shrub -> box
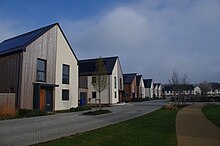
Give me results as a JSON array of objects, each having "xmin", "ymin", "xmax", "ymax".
[
  {"xmin": 144, "ymin": 97, "xmax": 150, "ymax": 101},
  {"xmin": 131, "ymin": 98, "xmax": 145, "ymax": 102},
  {"xmin": 83, "ymin": 109, "xmax": 111, "ymax": 115},
  {"xmin": 165, "ymin": 103, "xmax": 175, "ymax": 110},
  {"xmin": 18, "ymin": 109, "xmax": 47, "ymax": 117},
  {"xmin": 70, "ymin": 106, "xmax": 92, "ymax": 112},
  {"xmin": 18, "ymin": 109, "xmax": 33, "ymax": 117}
]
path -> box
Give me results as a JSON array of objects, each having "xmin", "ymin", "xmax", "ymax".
[
  {"xmin": 176, "ymin": 104, "xmax": 220, "ymax": 146},
  {"xmin": 0, "ymin": 99, "xmax": 167, "ymax": 146}
]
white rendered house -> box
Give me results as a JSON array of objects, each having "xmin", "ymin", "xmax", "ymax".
[
  {"xmin": 136, "ymin": 75, "xmax": 145, "ymax": 98},
  {"xmin": 194, "ymin": 86, "xmax": 201, "ymax": 95},
  {"xmin": 143, "ymin": 79, "xmax": 154, "ymax": 99},
  {"xmin": 78, "ymin": 56, "xmax": 124, "ymax": 105}
]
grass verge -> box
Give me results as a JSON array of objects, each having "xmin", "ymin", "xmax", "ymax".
[
  {"xmin": 202, "ymin": 104, "xmax": 220, "ymax": 128},
  {"xmin": 35, "ymin": 107, "xmax": 179, "ymax": 146}
]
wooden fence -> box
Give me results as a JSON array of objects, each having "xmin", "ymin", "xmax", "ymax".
[{"xmin": 0, "ymin": 93, "xmax": 16, "ymax": 116}]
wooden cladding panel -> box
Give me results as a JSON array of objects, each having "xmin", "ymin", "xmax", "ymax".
[
  {"xmin": 0, "ymin": 54, "xmax": 20, "ymax": 93},
  {"xmin": 20, "ymin": 26, "xmax": 57, "ymax": 109},
  {"xmin": 0, "ymin": 93, "xmax": 16, "ymax": 116}
]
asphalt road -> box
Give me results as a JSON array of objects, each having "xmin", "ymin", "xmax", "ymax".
[{"xmin": 0, "ymin": 99, "xmax": 168, "ymax": 146}]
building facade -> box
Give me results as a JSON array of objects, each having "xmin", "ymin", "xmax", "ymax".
[{"xmin": 0, "ymin": 23, "xmax": 78, "ymax": 111}]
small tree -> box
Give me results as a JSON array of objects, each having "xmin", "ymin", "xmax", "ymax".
[{"xmin": 92, "ymin": 57, "xmax": 108, "ymax": 110}]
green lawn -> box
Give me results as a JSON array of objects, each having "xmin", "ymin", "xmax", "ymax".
[
  {"xmin": 202, "ymin": 104, "xmax": 220, "ymax": 128},
  {"xmin": 36, "ymin": 107, "xmax": 179, "ymax": 146}
]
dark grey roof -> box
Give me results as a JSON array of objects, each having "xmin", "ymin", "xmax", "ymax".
[
  {"xmin": 163, "ymin": 84, "xmax": 194, "ymax": 91},
  {"xmin": 123, "ymin": 73, "xmax": 137, "ymax": 84},
  {"xmin": 209, "ymin": 82, "xmax": 220, "ymax": 90},
  {"xmin": 143, "ymin": 79, "xmax": 153, "ymax": 88},
  {"xmin": 136, "ymin": 75, "xmax": 142, "ymax": 86},
  {"xmin": 163, "ymin": 84, "xmax": 173, "ymax": 91},
  {"xmin": 0, "ymin": 23, "xmax": 57, "ymax": 56},
  {"xmin": 183, "ymin": 84, "xmax": 194, "ymax": 90},
  {"xmin": 79, "ymin": 56, "xmax": 118, "ymax": 76},
  {"xmin": 154, "ymin": 83, "xmax": 161, "ymax": 88}
]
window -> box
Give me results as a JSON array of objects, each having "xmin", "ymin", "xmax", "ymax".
[
  {"xmin": 9, "ymin": 87, "xmax": 14, "ymax": 93},
  {"xmin": 62, "ymin": 89, "xmax": 69, "ymax": 100},
  {"xmin": 62, "ymin": 64, "xmax": 69, "ymax": 84},
  {"xmin": 114, "ymin": 76, "xmax": 117, "ymax": 89},
  {"xmin": 115, "ymin": 91, "xmax": 117, "ymax": 98},
  {"xmin": 92, "ymin": 92, "xmax": 96, "ymax": 99},
  {"xmin": 132, "ymin": 93, "xmax": 135, "ymax": 98},
  {"xmin": 92, "ymin": 77, "xmax": 96, "ymax": 84},
  {"xmin": 37, "ymin": 59, "xmax": 46, "ymax": 82},
  {"xmin": 120, "ymin": 78, "xmax": 122, "ymax": 89}
]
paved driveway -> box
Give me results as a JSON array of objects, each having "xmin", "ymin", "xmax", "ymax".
[{"xmin": 0, "ymin": 99, "xmax": 168, "ymax": 146}]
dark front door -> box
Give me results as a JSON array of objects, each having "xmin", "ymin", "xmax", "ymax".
[
  {"xmin": 132, "ymin": 93, "xmax": 135, "ymax": 98},
  {"xmin": 80, "ymin": 92, "xmax": 87, "ymax": 106},
  {"xmin": 45, "ymin": 89, "xmax": 53, "ymax": 112}
]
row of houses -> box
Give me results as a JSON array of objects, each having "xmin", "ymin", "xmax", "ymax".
[
  {"xmin": 163, "ymin": 82, "xmax": 220, "ymax": 97},
  {"xmin": 0, "ymin": 23, "xmax": 163, "ymax": 112}
]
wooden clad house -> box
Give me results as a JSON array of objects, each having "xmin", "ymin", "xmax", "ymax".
[
  {"xmin": 136, "ymin": 75, "xmax": 145, "ymax": 98},
  {"xmin": 123, "ymin": 73, "xmax": 137, "ymax": 102},
  {"xmin": 143, "ymin": 79, "xmax": 154, "ymax": 99},
  {"xmin": 78, "ymin": 56, "xmax": 124, "ymax": 105},
  {"xmin": 0, "ymin": 23, "xmax": 78, "ymax": 112}
]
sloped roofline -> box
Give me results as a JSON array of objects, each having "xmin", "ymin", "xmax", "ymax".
[
  {"xmin": 0, "ymin": 23, "xmax": 78, "ymax": 61},
  {"xmin": 0, "ymin": 23, "xmax": 57, "ymax": 56},
  {"xmin": 79, "ymin": 56, "xmax": 118, "ymax": 63},
  {"xmin": 56, "ymin": 23, "xmax": 78, "ymax": 61},
  {"xmin": 136, "ymin": 75, "xmax": 143, "ymax": 86},
  {"xmin": 143, "ymin": 79, "xmax": 153, "ymax": 88},
  {"xmin": 123, "ymin": 73, "xmax": 137, "ymax": 84},
  {"xmin": 79, "ymin": 56, "xmax": 118, "ymax": 76}
]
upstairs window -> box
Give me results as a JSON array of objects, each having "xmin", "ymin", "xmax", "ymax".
[
  {"xmin": 114, "ymin": 76, "xmax": 117, "ymax": 89},
  {"xmin": 120, "ymin": 78, "xmax": 122, "ymax": 89},
  {"xmin": 62, "ymin": 64, "xmax": 69, "ymax": 84},
  {"xmin": 37, "ymin": 59, "xmax": 46, "ymax": 82},
  {"xmin": 92, "ymin": 77, "xmax": 96, "ymax": 84}
]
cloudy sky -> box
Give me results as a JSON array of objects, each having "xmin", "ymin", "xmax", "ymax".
[{"xmin": 0, "ymin": 0, "xmax": 219, "ymax": 83}]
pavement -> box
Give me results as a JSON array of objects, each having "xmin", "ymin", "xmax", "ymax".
[
  {"xmin": 176, "ymin": 104, "xmax": 220, "ymax": 146},
  {"xmin": 0, "ymin": 99, "xmax": 168, "ymax": 146}
]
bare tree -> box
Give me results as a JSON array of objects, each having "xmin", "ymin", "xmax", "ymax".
[
  {"xmin": 199, "ymin": 81, "xmax": 211, "ymax": 96},
  {"xmin": 92, "ymin": 57, "xmax": 108, "ymax": 110},
  {"xmin": 181, "ymin": 74, "xmax": 190, "ymax": 104},
  {"xmin": 169, "ymin": 70, "xmax": 180, "ymax": 107}
]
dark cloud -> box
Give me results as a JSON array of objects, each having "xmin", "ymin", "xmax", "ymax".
[
  {"xmin": 0, "ymin": 0, "xmax": 219, "ymax": 83},
  {"xmin": 61, "ymin": 0, "xmax": 220, "ymax": 83}
]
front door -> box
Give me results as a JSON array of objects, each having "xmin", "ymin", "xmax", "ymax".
[
  {"xmin": 39, "ymin": 88, "xmax": 53, "ymax": 112},
  {"xmin": 45, "ymin": 89, "xmax": 53, "ymax": 112},
  {"xmin": 40, "ymin": 88, "xmax": 46, "ymax": 111},
  {"xmin": 80, "ymin": 92, "xmax": 87, "ymax": 106},
  {"xmin": 119, "ymin": 91, "xmax": 123, "ymax": 103}
]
